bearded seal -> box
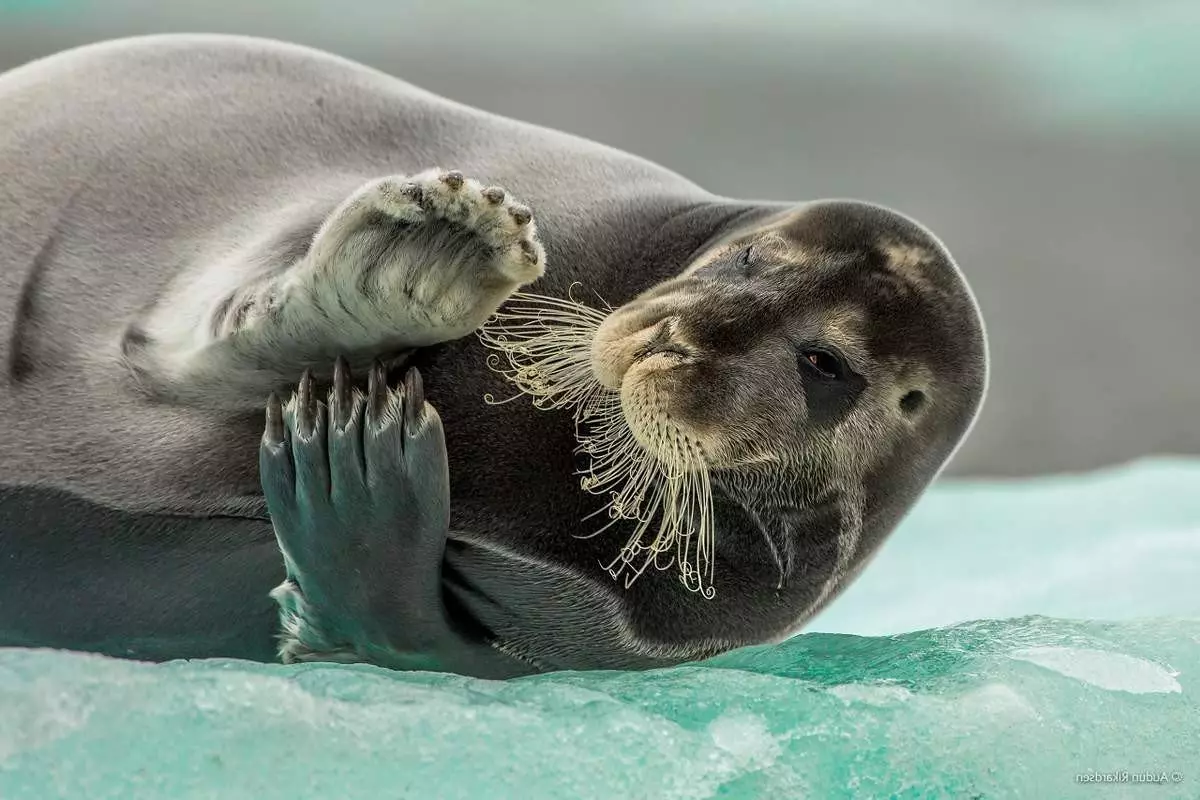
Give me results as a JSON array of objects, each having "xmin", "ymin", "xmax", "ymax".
[{"xmin": 0, "ymin": 34, "xmax": 987, "ymax": 677}]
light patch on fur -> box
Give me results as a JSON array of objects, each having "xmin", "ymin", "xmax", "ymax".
[
  {"xmin": 816, "ymin": 305, "xmax": 871, "ymax": 369},
  {"xmin": 880, "ymin": 239, "xmax": 937, "ymax": 291},
  {"xmin": 742, "ymin": 230, "xmax": 795, "ymax": 264},
  {"xmin": 477, "ymin": 288, "xmax": 720, "ymax": 599},
  {"xmin": 754, "ymin": 230, "xmax": 814, "ymax": 276}
]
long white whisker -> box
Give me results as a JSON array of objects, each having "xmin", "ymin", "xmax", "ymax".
[{"xmin": 477, "ymin": 290, "xmax": 720, "ymax": 597}]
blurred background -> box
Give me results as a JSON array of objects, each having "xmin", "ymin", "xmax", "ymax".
[{"xmin": 2, "ymin": 0, "xmax": 1198, "ymax": 478}]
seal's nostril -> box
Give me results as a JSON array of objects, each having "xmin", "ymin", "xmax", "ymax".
[
  {"xmin": 639, "ymin": 319, "xmax": 692, "ymax": 359},
  {"xmin": 645, "ymin": 341, "xmax": 692, "ymax": 358}
]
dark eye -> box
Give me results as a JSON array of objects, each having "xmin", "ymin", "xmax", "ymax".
[
  {"xmin": 737, "ymin": 245, "xmax": 754, "ymax": 269},
  {"xmin": 799, "ymin": 348, "xmax": 844, "ymax": 380}
]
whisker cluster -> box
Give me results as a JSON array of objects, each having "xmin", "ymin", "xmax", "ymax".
[{"xmin": 477, "ymin": 286, "xmax": 718, "ymax": 598}]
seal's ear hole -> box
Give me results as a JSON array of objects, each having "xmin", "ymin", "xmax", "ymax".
[{"xmin": 899, "ymin": 390, "xmax": 927, "ymax": 417}]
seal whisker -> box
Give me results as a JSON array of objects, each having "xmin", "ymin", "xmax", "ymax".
[{"xmin": 479, "ymin": 291, "xmax": 721, "ymax": 596}]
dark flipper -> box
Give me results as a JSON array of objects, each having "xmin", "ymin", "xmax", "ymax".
[{"xmin": 258, "ymin": 358, "xmax": 532, "ymax": 678}]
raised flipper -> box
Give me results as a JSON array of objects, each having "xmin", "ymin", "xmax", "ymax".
[
  {"xmin": 258, "ymin": 358, "xmax": 533, "ymax": 678},
  {"xmin": 128, "ymin": 169, "xmax": 546, "ymax": 410}
]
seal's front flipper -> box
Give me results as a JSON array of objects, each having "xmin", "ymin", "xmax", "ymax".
[
  {"xmin": 131, "ymin": 170, "xmax": 546, "ymax": 410},
  {"xmin": 258, "ymin": 358, "xmax": 531, "ymax": 677}
]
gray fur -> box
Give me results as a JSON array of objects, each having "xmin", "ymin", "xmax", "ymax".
[{"xmin": 0, "ymin": 34, "xmax": 986, "ymax": 672}]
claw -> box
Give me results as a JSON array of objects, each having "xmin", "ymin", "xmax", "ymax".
[
  {"xmin": 509, "ymin": 204, "xmax": 532, "ymax": 226},
  {"xmin": 519, "ymin": 239, "xmax": 540, "ymax": 264},
  {"xmin": 398, "ymin": 182, "xmax": 424, "ymax": 205},
  {"xmin": 481, "ymin": 186, "xmax": 505, "ymax": 205},
  {"xmin": 264, "ymin": 393, "xmax": 285, "ymax": 445},
  {"xmin": 332, "ymin": 356, "xmax": 352, "ymax": 430},
  {"xmin": 403, "ymin": 367, "xmax": 424, "ymax": 429},
  {"xmin": 441, "ymin": 170, "xmax": 465, "ymax": 191},
  {"xmin": 297, "ymin": 369, "xmax": 315, "ymax": 438},
  {"xmin": 367, "ymin": 359, "xmax": 389, "ymax": 426}
]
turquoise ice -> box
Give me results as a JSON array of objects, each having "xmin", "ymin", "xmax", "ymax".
[
  {"xmin": 810, "ymin": 457, "xmax": 1200, "ymax": 634},
  {"xmin": 2, "ymin": 458, "xmax": 1197, "ymax": 799}
]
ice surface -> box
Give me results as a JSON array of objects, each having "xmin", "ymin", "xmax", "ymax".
[
  {"xmin": 0, "ymin": 617, "xmax": 1195, "ymax": 799},
  {"xmin": 1, "ymin": 458, "xmax": 1197, "ymax": 799},
  {"xmin": 809, "ymin": 457, "xmax": 1200, "ymax": 635}
]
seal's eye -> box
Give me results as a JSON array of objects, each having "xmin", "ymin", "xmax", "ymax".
[
  {"xmin": 736, "ymin": 245, "xmax": 756, "ymax": 273},
  {"xmin": 799, "ymin": 348, "xmax": 844, "ymax": 380}
]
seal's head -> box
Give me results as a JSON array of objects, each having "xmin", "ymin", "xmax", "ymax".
[{"xmin": 480, "ymin": 200, "xmax": 986, "ymax": 610}]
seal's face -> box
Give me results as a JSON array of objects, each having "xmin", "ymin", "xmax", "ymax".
[
  {"xmin": 479, "ymin": 200, "xmax": 986, "ymax": 604},
  {"xmin": 592, "ymin": 202, "xmax": 974, "ymax": 481}
]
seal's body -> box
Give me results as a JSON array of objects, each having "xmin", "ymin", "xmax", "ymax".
[{"xmin": 0, "ymin": 35, "xmax": 986, "ymax": 676}]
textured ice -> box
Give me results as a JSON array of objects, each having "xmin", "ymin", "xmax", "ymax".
[
  {"xmin": 1, "ymin": 618, "xmax": 1195, "ymax": 799},
  {"xmin": 1, "ymin": 458, "xmax": 1198, "ymax": 799}
]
